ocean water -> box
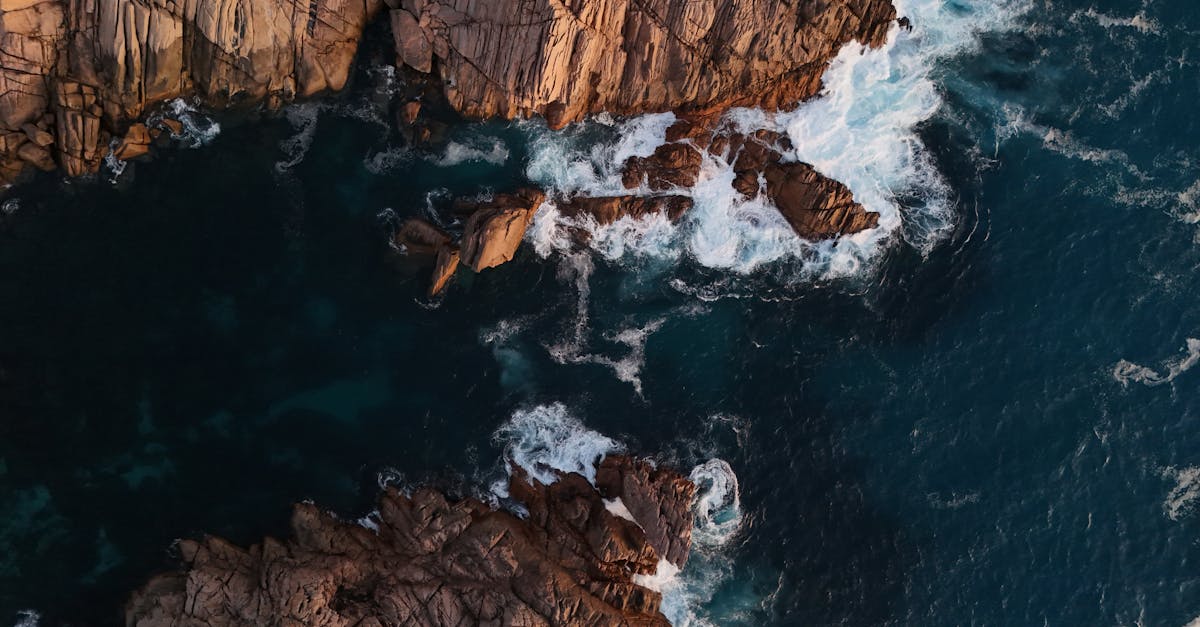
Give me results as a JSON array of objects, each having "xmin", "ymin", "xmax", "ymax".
[{"xmin": 3, "ymin": 0, "xmax": 1200, "ymax": 624}]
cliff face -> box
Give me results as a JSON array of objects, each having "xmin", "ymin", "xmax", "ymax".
[
  {"xmin": 0, "ymin": 0, "xmax": 383, "ymax": 183},
  {"xmin": 0, "ymin": 0, "xmax": 896, "ymax": 186},
  {"xmin": 388, "ymin": 0, "xmax": 896, "ymax": 128},
  {"xmin": 125, "ymin": 455, "xmax": 696, "ymax": 627}
]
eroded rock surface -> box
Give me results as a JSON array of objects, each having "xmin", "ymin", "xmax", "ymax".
[
  {"xmin": 460, "ymin": 188, "xmax": 545, "ymax": 272},
  {"xmin": 387, "ymin": 0, "xmax": 896, "ymax": 129},
  {"xmin": 125, "ymin": 455, "xmax": 696, "ymax": 627},
  {"xmin": 0, "ymin": 0, "xmax": 383, "ymax": 185}
]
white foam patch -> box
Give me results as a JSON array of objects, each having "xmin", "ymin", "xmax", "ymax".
[
  {"xmin": 157, "ymin": 99, "xmax": 221, "ymax": 148},
  {"xmin": 1069, "ymin": 8, "xmax": 1161, "ymax": 35},
  {"xmin": 431, "ymin": 139, "xmax": 510, "ymax": 167},
  {"xmin": 276, "ymin": 102, "xmax": 322, "ymax": 172},
  {"xmin": 604, "ymin": 498, "xmax": 639, "ymax": 525},
  {"xmin": 525, "ymin": 0, "xmax": 1029, "ymax": 279},
  {"xmin": 1163, "ymin": 466, "xmax": 1200, "ymax": 521},
  {"xmin": 491, "ymin": 403, "xmax": 622, "ymax": 490},
  {"xmin": 541, "ymin": 253, "xmax": 667, "ymax": 395},
  {"xmin": 1113, "ymin": 338, "xmax": 1200, "ymax": 387},
  {"xmin": 13, "ymin": 610, "xmax": 40, "ymax": 627}
]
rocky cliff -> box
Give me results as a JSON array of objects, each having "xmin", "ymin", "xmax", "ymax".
[
  {"xmin": 387, "ymin": 0, "xmax": 895, "ymax": 128},
  {"xmin": 0, "ymin": 0, "xmax": 383, "ymax": 184},
  {"xmin": 0, "ymin": 0, "xmax": 898, "ymax": 292},
  {"xmin": 124, "ymin": 455, "xmax": 696, "ymax": 627}
]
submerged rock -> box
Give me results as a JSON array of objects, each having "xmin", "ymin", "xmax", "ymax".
[{"xmin": 125, "ymin": 455, "xmax": 695, "ymax": 627}]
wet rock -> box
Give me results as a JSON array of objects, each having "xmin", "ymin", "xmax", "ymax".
[
  {"xmin": 125, "ymin": 455, "xmax": 694, "ymax": 627},
  {"xmin": 763, "ymin": 162, "xmax": 880, "ymax": 239},
  {"xmin": 558, "ymin": 195, "xmax": 693, "ymax": 225},
  {"xmin": 460, "ymin": 189, "xmax": 545, "ymax": 271},
  {"xmin": 428, "ymin": 244, "xmax": 460, "ymax": 296},
  {"xmin": 394, "ymin": 216, "xmax": 451, "ymax": 254},
  {"xmin": 113, "ymin": 123, "xmax": 153, "ymax": 161},
  {"xmin": 622, "ymin": 143, "xmax": 704, "ymax": 190},
  {"xmin": 399, "ymin": 100, "xmax": 421, "ymax": 125},
  {"xmin": 158, "ymin": 118, "xmax": 183, "ymax": 137}
]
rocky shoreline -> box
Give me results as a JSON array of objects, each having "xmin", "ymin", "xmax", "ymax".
[
  {"xmin": 125, "ymin": 455, "xmax": 696, "ymax": 626},
  {"xmin": 1, "ymin": 0, "xmax": 898, "ymax": 294}
]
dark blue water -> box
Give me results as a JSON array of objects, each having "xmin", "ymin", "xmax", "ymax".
[{"xmin": 3, "ymin": 0, "xmax": 1200, "ymax": 625}]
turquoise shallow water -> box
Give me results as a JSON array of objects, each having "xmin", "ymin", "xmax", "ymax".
[{"xmin": 3, "ymin": 0, "xmax": 1200, "ymax": 625}]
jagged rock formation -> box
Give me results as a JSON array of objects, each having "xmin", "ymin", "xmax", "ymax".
[
  {"xmin": 557, "ymin": 195, "xmax": 693, "ymax": 226},
  {"xmin": 125, "ymin": 455, "xmax": 696, "ymax": 627},
  {"xmin": 0, "ymin": 0, "xmax": 383, "ymax": 185},
  {"xmin": 459, "ymin": 188, "xmax": 545, "ymax": 272},
  {"xmin": 386, "ymin": 0, "xmax": 895, "ymax": 129},
  {"xmin": 560, "ymin": 120, "xmax": 877, "ymax": 241}
]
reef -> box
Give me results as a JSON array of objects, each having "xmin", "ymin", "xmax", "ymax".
[{"xmin": 124, "ymin": 455, "xmax": 696, "ymax": 626}]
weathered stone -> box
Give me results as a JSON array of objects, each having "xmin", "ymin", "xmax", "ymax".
[
  {"xmin": 113, "ymin": 123, "xmax": 152, "ymax": 160},
  {"xmin": 622, "ymin": 143, "xmax": 704, "ymax": 191},
  {"xmin": 125, "ymin": 455, "xmax": 695, "ymax": 627},
  {"xmin": 429, "ymin": 244, "xmax": 459, "ymax": 296},
  {"xmin": 0, "ymin": 0, "xmax": 386, "ymax": 185},
  {"xmin": 460, "ymin": 189, "xmax": 545, "ymax": 272},
  {"xmin": 21, "ymin": 123, "xmax": 53, "ymax": 147},
  {"xmin": 16, "ymin": 141, "xmax": 54, "ymax": 171},
  {"xmin": 390, "ymin": 0, "xmax": 896, "ymax": 127},
  {"xmin": 763, "ymin": 162, "xmax": 880, "ymax": 240},
  {"xmin": 394, "ymin": 216, "xmax": 451, "ymax": 254},
  {"xmin": 558, "ymin": 195, "xmax": 693, "ymax": 225},
  {"xmin": 399, "ymin": 100, "xmax": 421, "ymax": 125}
]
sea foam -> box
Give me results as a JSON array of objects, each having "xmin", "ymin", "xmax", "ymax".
[
  {"xmin": 1113, "ymin": 338, "xmax": 1200, "ymax": 387},
  {"xmin": 525, "ymin": 0, "xmax": 1029, "ymax": 280}
]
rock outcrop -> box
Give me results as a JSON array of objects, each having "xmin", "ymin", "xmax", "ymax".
[
  {"xmin": 386, "ymin": 0, "xmax": 895, "ymax": 129},
  {"xmin": 125, "ymin": 455, "xmax": 696, "ymax": 627},
  {"xmin": 459, "ymin": 188, "xmax": 545, "ymax": 272},
  {"xmin": 0, "ymin": 0, "xmax": 384, "ymax": 185}
]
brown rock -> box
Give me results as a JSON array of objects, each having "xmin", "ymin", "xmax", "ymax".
[
  {"xmin": 429, "ymin": 244, "xmax": 459, "ymax": 296},
  {"xmin": 460, "ymin": 189, "xmax": 545, "ymax": 271},
  {"xmin": 0, "ymin": 0, "xmax": 385, "ymax": 185},
  {"xmin": 17, "ymin": 141, "xmax": 55, "ymax": 171},
  {"xmin": 558, "ymin": 195, "xmax": 693, "ymax": 225},
  {"xmin": 763, "ymin": 162, "xmax": 879, "ymax": 239},
  {"xmin": 113, "ymin": 123, "xmax": 153, "ymax": 160},
  {"xmin": 21, "ymin": 123, "xmax": 53, "ymax": 147},
  {"xmin": 158, "ymin": 118, "xmax": 184, "ymax": 136},
  {"xmin": 394, "ymin": 216, "xmax": 451, "ymax": 254},
  {"xmin": 622, "ymin": 143, "xmax": 703, "ymax": 191},
  {"xmin": 399, "ymin": 100, "xmax": 421, "ymax": 125},
  {"xmin": 392, "ymin": 0, "xmax": 895, "ymax": 127},
  {"xmin": 125, "ymin": 455, "xmax": 694, "ymax": 627}
]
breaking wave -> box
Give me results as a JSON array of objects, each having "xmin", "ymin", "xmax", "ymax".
[
  {"xmin": 525, "ymin": 0, "xmax": 1029, "ymax": 280},
  {"xmin": 491, "ymin": 403, "xmax": 622, "ymax": 488}
]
